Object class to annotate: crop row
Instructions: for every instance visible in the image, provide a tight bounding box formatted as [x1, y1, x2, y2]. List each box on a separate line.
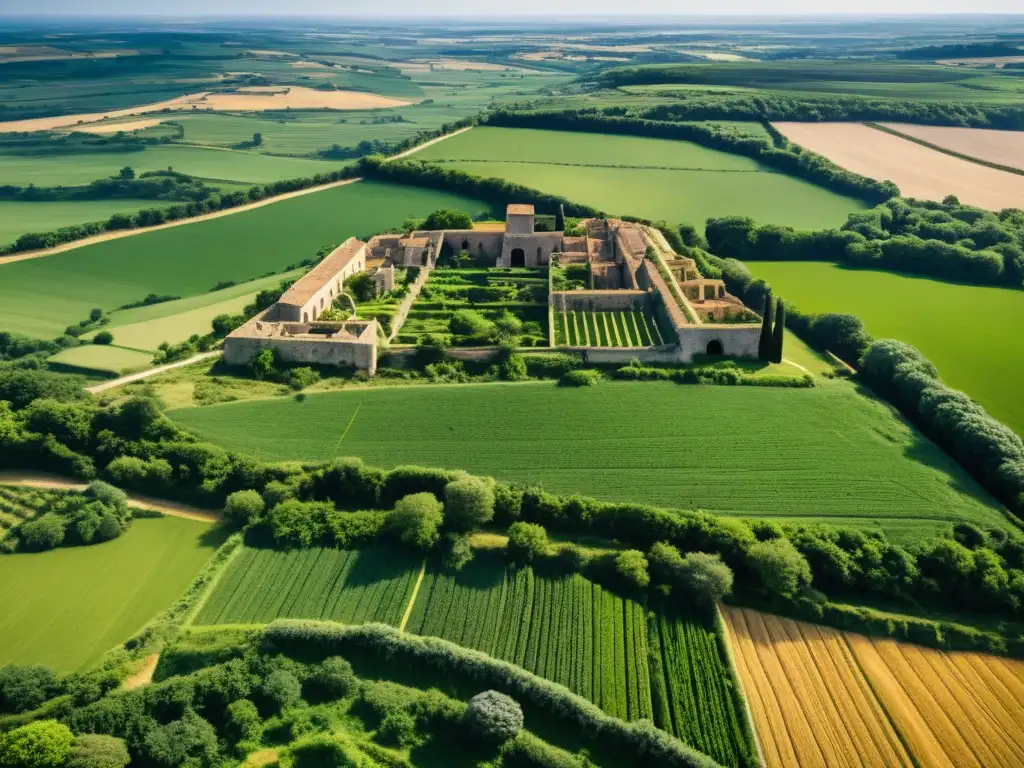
[195, 546, 421, 626]
[651, 611, 753, 768]
[406, 557, 654, 721]
[556, 311, 660, 347]
[0, 487, 56, 534]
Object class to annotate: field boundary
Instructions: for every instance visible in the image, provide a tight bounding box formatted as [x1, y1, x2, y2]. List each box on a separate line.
[398, 559, 428, 633]
[183, 542, 244, 629]
[715, 604, 767, 768]
[865, 122, 1024, 178]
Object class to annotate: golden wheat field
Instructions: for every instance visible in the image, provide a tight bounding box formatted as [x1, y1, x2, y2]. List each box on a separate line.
[722, 606, 1024, 768]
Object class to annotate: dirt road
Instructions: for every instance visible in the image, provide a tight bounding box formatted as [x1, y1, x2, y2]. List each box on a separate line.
[86, 351, 221, 394]
[0, 471, 221, 523]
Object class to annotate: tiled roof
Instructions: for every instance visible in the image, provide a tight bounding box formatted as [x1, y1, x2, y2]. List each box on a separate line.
[507, 204, 535, 215]
[279, 237, 365, 306]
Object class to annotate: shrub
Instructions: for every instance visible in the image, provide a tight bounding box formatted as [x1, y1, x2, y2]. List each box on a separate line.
[92, 331, 114, 346]
[506, 522, 549, 564]
[444, 476, 496, 532]
[142, 711, 219, 768]
[18, 514, 66, 551]
[388, 492, 444, 550]
[422, 209, 474, 230]
[614, 549, 650, 590]
[224, 700, 262, 745]
[224, 490, 265, 524]
[0, 665, 57, 714]
[0, 721, 74, 768]
[65, 735, 130, 768]
[287, 367, 320, 391]
[310, 657, 356, 699]
[747, 538, 813, 597]
[96, 513, 123, 541]
[378, 709, 419, 747]
[559, 369, 600, 387]
[449, 309, 494, 338]
[678, 552, 734, 605]
[463, 691, 523, 744]
[443, 532, 474, 571]
[85, 480, 128, 510]
[104, 456, 172, 489]
[248, 349, 277, 380]
[262, 670, 303, 712]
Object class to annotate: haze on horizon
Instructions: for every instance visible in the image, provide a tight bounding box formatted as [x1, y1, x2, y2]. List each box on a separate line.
[6, 0, 1024, 16]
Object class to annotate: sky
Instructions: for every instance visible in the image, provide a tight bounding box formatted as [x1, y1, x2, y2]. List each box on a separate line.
[5, 0, 1023, 16]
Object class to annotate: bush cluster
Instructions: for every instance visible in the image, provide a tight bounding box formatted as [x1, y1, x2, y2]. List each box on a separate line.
[2, 481, 132, 553]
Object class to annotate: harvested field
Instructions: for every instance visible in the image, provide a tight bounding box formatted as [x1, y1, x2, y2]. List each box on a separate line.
[723, 606, 1024, 768]
[72, 118, 165, 134]
[0, 87, 411, 133]
[772, 122, 1024, 211]
[878, 123, 1024, 172]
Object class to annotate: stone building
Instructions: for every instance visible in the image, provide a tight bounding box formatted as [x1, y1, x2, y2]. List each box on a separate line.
[224, 236, 378, 374]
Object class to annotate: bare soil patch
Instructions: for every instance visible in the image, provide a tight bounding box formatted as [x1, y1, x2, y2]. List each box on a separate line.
[879, 123, 1024, 172]
[122, 653, 160, 690]
[74, 119, 165, 135]
[773, 121, 1024, 211]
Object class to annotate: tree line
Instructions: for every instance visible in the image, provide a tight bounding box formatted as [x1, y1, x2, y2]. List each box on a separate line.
[484, 110, 898, 204]
[705, 197, 1024, 289]
[0, 370, 1022, 655]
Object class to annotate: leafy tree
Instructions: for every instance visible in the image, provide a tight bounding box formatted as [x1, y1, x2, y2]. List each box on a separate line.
[443, 532, 474, 571]
[555, 204, 565, 232]
[0, 665, 56, 714]
[248, 348, 276, 380]
[311, 657, 355, 699]
[252, 132, 263, 146]
[422, 209, 474, 230]
[92, 331, 113, 346]
[506, 522, 548, 564]
[463, 691, 523, 744]
[143, 711, 219, 767]
[770, 299, 785, 364]
[96, 513, 123, 541]
[444, 476, 495, 531]
[387, 492, 444, 550]
[0, 720, 74, 768]
[89, 309, 103, 323]
[224, 699, 262, 746]
[117, 167, 135, 180]
[262, 670, 302, 712]
[18, 514, 66, 551]
[747, 538, 812, 597]
[679, 552, 734, 605]
[65, 735, 130, 768]
[224, 490, 265, 524]
[378, 709, 418, 747]
[614, 549, 650, 590]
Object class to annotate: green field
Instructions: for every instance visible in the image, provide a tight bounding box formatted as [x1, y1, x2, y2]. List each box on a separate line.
[413, 127, 869, 229]
[751, 262, 1024, 440]
[195, 546, 421, 627]
[168, 379, 1007, 536]
[555, 310, 662, 347]
[0, 200, 173, 247]
[47, 343, 154, 376]
[0, 516, 218, 672]
[0, 181, 489, 339]
[0, 144, 350, 187]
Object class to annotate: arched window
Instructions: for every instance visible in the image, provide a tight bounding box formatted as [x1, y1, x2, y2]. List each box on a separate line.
[462, 240, 470, 251]
[320, 297, 325, 309]
[537, 246, 542, 262]
[303, 312, 308, 323]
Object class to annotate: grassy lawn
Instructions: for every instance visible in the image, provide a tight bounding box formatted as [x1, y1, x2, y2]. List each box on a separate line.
[412, 126, 869, 229]
[0, 200, 171, 248]
[0, 516, 220, 672]
[0, 180, 489, 339]
[47, 344, 153, 376]
[168, 379, 1008, 535]
[0, 145, 350, 186]
[751, 261, 1024, 440]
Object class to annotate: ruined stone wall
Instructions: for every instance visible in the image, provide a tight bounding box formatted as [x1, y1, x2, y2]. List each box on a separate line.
[387, 258, 434, 342]
[444, 231, 503, 261]
[500, 233, 562, 267]
[280, 248, 366, 323]
[224, 334, 377, 374]
[677, 326, 760, 362]
[583, 346, 680, 365]
[550, 290, 647, 312]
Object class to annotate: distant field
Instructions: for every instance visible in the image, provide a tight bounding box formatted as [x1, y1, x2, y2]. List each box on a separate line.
[0, 516, 218, 672]
[724, 606, 1024, 768]
[168, 379, 1008, 535]
[0, 144, 350, 186]
[414, 127, 868, 229]
[0, 181, 488, 339]
[751, 261, 1024, 440]
[879, 122, 1024, 172]
[47, 344, 153, 376]
[773, 122, 1024, 211]
[0, 199, 171, 247]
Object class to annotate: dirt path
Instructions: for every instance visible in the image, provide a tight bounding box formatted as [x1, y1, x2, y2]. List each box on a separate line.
[121, 653, 160, 690]
[0, 471, 221, 523]
[399, 560, 428, 632]
[86, 351, 221, 394]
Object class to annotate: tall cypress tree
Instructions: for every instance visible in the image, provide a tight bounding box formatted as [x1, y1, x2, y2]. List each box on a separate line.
[771, 299, 785, 364]
[758, 289, 774, 361]
[555, 204, 565, 232]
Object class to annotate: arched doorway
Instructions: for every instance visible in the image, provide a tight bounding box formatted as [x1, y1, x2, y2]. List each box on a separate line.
[510, 248, 525, 267]
[303, 312, 309, 323]
[706, 339, 724, 356]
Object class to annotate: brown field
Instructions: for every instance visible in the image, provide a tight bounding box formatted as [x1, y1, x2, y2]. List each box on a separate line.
[937, 56, 1024, 67]
[0, 87, 411, 134]
[0, 45, 139, 63]
[723, 606, 1024, 768]
[879, 123, 1024, 172]
[73, 119, 165, 134]
[773, 121, 1024, 211]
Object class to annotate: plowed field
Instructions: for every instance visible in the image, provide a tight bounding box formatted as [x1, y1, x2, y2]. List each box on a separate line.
[723, 606, 1024, 768]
